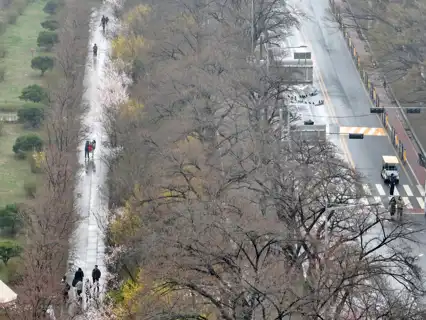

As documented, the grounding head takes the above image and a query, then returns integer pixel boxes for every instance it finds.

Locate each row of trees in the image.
[101,0,426,319]
[2,0,93,317]
[333,0,426,104]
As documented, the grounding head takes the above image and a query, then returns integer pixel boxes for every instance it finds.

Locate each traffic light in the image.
[348,133,364,139]
[407,108,421,114]
[370,108,385,114]
[304,120,314,125]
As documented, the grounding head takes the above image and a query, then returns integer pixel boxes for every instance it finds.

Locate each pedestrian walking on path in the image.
[92,265,101,293]
[85,278,92,303]
[72,267,84,287]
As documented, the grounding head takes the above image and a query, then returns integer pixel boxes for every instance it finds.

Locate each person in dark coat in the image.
[84,140,90,160]
[72,267,84,287]
[92,265,101,293]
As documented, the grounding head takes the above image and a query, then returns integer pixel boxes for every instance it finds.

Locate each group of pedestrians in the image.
[62,265,102,306]
[93,15,110,57]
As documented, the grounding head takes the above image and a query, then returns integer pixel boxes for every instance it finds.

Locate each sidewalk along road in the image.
[330,0,426,187]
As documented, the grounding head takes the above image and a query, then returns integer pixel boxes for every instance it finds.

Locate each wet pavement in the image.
[64,4,113,317]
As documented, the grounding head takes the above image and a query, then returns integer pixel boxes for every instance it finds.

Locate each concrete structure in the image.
[267,47,313,83]
[291,124,327,141]
[0,280,17,304]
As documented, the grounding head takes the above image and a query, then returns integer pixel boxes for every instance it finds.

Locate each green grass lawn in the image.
[0,0,48,109]
[0,124,36,207]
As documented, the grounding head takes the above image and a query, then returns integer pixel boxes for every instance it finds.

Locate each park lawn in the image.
[0,124,37,208]
[0,0,48,109]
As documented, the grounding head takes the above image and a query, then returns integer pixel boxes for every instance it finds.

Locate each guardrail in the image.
[330,0,408,164]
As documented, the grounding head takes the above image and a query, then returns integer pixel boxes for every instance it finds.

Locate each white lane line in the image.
[363,184,371,196]
[373,196,383,206]
[402,197,413,209]
[403,185,414,197]
[417,185,425,196]
[360,198,369,205]
[376,184,386,196]
[393,186,399,196]
[417,197,425,209]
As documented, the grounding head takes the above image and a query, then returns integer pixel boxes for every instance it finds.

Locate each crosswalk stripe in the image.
[363,184,371,195]
[393,187,399,196]
[376,184,386,196]
[417,197,425,209]
[360,198,369,205]
[402,197,413,209]
[417,185,425,196]
[339,127,387,136]
[403,185,414,197]
[373,196,383,206]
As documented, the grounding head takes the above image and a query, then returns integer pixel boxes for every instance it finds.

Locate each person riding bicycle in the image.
[93,43,98,56]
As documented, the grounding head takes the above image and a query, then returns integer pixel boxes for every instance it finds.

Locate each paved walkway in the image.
[334,0,426,186]
[65,4,113,318]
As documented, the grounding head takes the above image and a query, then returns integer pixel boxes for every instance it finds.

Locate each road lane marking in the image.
[376,184,386,196]
[363,184,371,195]
[403,185,414,197]
[302,23,416,186]
[393,187,399,196]
[417,185,425,196]
[373,196,384,208]
[360,197,369,205]
[339,127,387,136]
[417,197,425,209]
[402,197,413,209]
[304,32,356,170]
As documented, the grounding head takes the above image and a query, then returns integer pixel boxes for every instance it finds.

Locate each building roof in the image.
[0,280,17,304]
[382,155,399,164]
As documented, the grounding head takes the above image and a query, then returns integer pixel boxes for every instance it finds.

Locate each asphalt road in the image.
[65,5,112,316]
[288,0,426,274]
[295,0,423,207]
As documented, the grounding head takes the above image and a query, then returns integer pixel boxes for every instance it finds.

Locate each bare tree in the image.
[3,0,92,318]
[100,0,426,319]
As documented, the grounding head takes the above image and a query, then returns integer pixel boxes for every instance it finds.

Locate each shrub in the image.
[28,152,44,173]
[0,240,23,265]
[23,180,36,198]
[19,84,48,103]
[0,67,5,82]
[37,31,58,50]
[0,45,6,58]
[131,59,145,83]
[40,19,59,31]
[43,0,60,15]
[7,10,19,24]
[0,204,23,236]
[31,56,54,75]
[17,107,44,128]
[12,134,43,154]
[0,21,7,36]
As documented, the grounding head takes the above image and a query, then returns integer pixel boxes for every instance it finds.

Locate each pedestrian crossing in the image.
[339,127,387,136]
[356,183,426,212]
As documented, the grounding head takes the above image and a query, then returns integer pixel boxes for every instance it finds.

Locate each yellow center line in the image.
[307,45,356,169]
[329,33,416,185]
[301,31,413,185]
